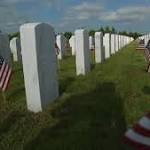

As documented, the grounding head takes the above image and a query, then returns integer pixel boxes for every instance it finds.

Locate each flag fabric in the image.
[124,112,150,150]
[0,56,12,92]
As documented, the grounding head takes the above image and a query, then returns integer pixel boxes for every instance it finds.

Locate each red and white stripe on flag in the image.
[124,113,150,150]
[0,56,12,92]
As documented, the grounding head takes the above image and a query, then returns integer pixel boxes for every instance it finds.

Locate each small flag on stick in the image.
[124,112,150,150]
[0,55,12,92]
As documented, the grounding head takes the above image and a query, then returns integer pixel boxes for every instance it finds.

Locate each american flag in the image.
[124,113,150,150]
[0,56,12,92]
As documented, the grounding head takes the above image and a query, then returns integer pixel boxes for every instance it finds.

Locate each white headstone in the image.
[20,23,59,113]
[120,35,124,48]
[89,36,94,50]
[111,34,115,54]
[0,33,11,63]
[95,32,104,63]
[103,33,111,59]
[10,37,22,62]
[69,35,76,55]
[122,36,125,47]
[118,35,121,50]
[115,34,119,52]
[56,34,65,60]
[75,29,90,75]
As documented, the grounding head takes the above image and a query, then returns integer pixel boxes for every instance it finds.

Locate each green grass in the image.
[0,42,150,150]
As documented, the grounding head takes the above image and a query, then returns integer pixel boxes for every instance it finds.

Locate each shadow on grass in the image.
[91,63,95,71]
[24,82,127,150]
[6,85,25,101]
[0,111,24,135]
[59,77,76,95]
[142,86,150,95]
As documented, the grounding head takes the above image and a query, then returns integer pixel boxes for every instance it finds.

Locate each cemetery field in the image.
[0,41,150,150]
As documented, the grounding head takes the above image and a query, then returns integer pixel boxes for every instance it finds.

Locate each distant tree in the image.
[128,32,133,37]
[118,30,142,39]
[111,27,116,33]
[89,30,95,37]
[122,31,128,36]
[64,32,72,40]
[9,32,20,41]
[104,26,111,33]
[132,32,142,39]
[99,27,104,35]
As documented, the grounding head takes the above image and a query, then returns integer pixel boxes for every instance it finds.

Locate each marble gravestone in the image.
[103,33,111,59]
[20,23,59,113]
[122,36,124,48]
[123,36,126,47]
[127,37,130,45]
[10,37,22,62]
[126,37,129,45]
[114,34,117,53]
[75,29,90,75]
[89,36,94,50]
[0,33,11,63]
[95,32,104,63]
[118,35,121,50]
[120,35,124,49]
[69,35,76,55]
[119,35,122,49]
[111,34,116,54]
[123,36,127,46]
[115,34,119,52]
[56,34,65,60]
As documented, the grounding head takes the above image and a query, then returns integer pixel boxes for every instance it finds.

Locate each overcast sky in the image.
[0,0,150,33]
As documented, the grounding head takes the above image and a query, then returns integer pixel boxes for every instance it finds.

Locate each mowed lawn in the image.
[0,41,150,150]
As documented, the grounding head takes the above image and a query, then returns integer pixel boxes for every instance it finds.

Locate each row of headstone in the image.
[139,34,150,46]
[9,34,68,63]
[69,32,134,60]
[0,23,134,113]
[9,34,67,62]
[9,31,133,63]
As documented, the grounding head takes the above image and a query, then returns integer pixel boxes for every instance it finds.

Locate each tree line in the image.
[64,26,143,40]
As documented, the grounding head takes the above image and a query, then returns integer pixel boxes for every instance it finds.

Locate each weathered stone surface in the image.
[0,33,11,63]
[111,34,116,54]
[95,32,104,63]
[115,34,119,52]
[20,23,59,113]
[75,29,90,75]
[10,37,22,62]
[69,35,76,55]
[56,34,65,60]
[103,33,111,59]
[89,36,94,50]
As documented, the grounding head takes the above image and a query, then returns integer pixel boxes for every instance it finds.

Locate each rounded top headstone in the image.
[20,22,54,31]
